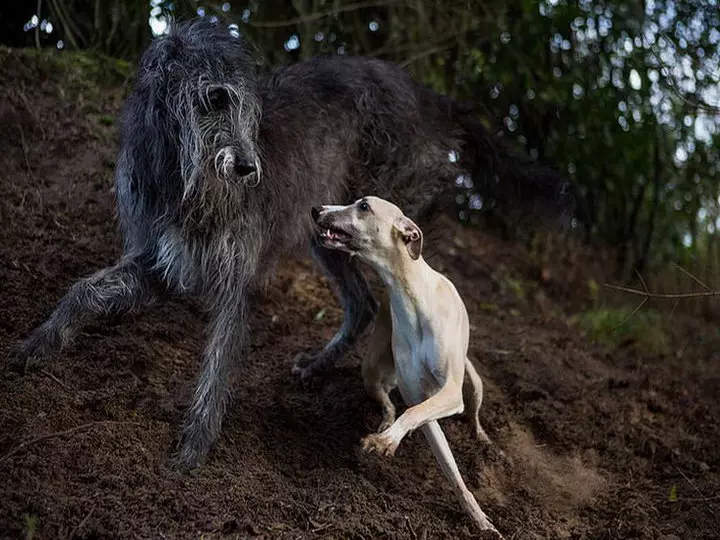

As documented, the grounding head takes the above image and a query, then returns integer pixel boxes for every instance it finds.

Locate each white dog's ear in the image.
[393,215,423,260]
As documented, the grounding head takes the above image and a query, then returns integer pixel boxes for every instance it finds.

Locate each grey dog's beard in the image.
[213,146,236,181]
[179,162,245,229]
[213,145,261,187]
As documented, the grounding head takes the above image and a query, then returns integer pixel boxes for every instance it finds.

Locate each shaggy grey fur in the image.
[9,18,575,469]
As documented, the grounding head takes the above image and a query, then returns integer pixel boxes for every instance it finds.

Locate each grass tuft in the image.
[573,308,671,356]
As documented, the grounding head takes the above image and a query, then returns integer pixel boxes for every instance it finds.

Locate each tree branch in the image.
[605,266,720,299]
[648,32,720,114]
[248,0,403,28]
[368,24,481,58]
[605,283,720,299]
[35,0,42,49]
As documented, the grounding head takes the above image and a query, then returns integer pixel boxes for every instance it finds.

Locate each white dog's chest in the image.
[390,311,445,404]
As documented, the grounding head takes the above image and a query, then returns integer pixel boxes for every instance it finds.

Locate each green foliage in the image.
[453,0,719,275]
[1,45,131,90]
[587,278,600,306]
[574,307,671,356]
[504,276,528,303]
[23,514,37,540]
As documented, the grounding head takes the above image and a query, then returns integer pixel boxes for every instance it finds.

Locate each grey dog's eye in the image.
[206,87,229,112]
[358,200,370,212]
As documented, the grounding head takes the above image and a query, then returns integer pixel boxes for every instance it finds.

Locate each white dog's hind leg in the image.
[463,357,492,443]
[363,376,397,432]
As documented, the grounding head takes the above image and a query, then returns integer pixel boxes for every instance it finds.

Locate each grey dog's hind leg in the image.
[362,296,397,432]
[174,295,249,470]
[293,241,377,378]
[9,255,155,372]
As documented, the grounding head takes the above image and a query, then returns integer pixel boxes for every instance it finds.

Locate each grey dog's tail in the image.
[419,95,577,235]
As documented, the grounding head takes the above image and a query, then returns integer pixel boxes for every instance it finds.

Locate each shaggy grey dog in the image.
[10,18,575,469]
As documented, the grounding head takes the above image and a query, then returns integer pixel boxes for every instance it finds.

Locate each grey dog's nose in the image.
[234,158,256,177]
[311,206,323,221]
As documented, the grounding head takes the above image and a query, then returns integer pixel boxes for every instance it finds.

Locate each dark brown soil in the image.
[1,47,719,540]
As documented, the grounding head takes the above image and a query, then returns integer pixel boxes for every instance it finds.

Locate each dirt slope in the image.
[1,47,718,540]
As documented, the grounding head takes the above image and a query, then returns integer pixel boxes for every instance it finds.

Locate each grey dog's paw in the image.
[170,435,211,473]
[6,333,53,374]
[169,451,202,474]
[291,351,329,380]
[377,419,395,433]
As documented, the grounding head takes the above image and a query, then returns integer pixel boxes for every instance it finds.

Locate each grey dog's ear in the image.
[393,215,423,260]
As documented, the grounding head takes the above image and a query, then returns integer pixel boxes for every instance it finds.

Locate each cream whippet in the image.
[311,196,501,536]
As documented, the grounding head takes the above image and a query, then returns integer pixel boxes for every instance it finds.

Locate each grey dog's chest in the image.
[153,225,265,295]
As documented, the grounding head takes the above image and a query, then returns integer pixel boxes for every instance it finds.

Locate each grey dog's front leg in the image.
[174,296,248,469]
[9,255,153,372]
[293,241,377,378]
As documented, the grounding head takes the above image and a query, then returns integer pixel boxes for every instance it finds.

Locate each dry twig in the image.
[674,465,716,516]
[17,125,37,183]
[605,283,720,300]
[605,266,718,323]
[41,369,71,391]
[606,267,719,299]
[0,421,139,465]
[68,506,96,539]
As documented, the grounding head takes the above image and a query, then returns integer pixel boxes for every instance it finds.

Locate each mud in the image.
[1,48,718,539]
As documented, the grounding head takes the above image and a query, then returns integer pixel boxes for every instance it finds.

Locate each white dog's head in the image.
[311,196,423,266]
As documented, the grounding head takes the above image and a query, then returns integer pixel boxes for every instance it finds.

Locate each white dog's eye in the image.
[358,200,370,212]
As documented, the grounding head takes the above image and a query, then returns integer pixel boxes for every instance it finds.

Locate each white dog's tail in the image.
[421,421,503,537]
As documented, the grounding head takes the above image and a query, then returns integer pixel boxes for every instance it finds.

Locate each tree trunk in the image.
[636,133,662,274]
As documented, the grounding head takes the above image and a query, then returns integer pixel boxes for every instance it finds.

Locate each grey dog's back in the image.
[253,55,466,256]
[257,53,576,238]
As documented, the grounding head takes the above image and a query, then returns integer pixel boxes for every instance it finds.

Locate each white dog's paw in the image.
[361,432,399,457]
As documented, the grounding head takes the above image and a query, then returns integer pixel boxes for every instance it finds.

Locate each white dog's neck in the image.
[373,254,436,317]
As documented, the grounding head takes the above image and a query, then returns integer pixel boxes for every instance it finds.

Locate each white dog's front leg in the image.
[361,381,464,456]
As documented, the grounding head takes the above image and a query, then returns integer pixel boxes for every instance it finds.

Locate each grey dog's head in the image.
[133,19,262,206]
[311,196,424,267]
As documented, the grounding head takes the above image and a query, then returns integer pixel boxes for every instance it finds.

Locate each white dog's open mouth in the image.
[319,226,353,245]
